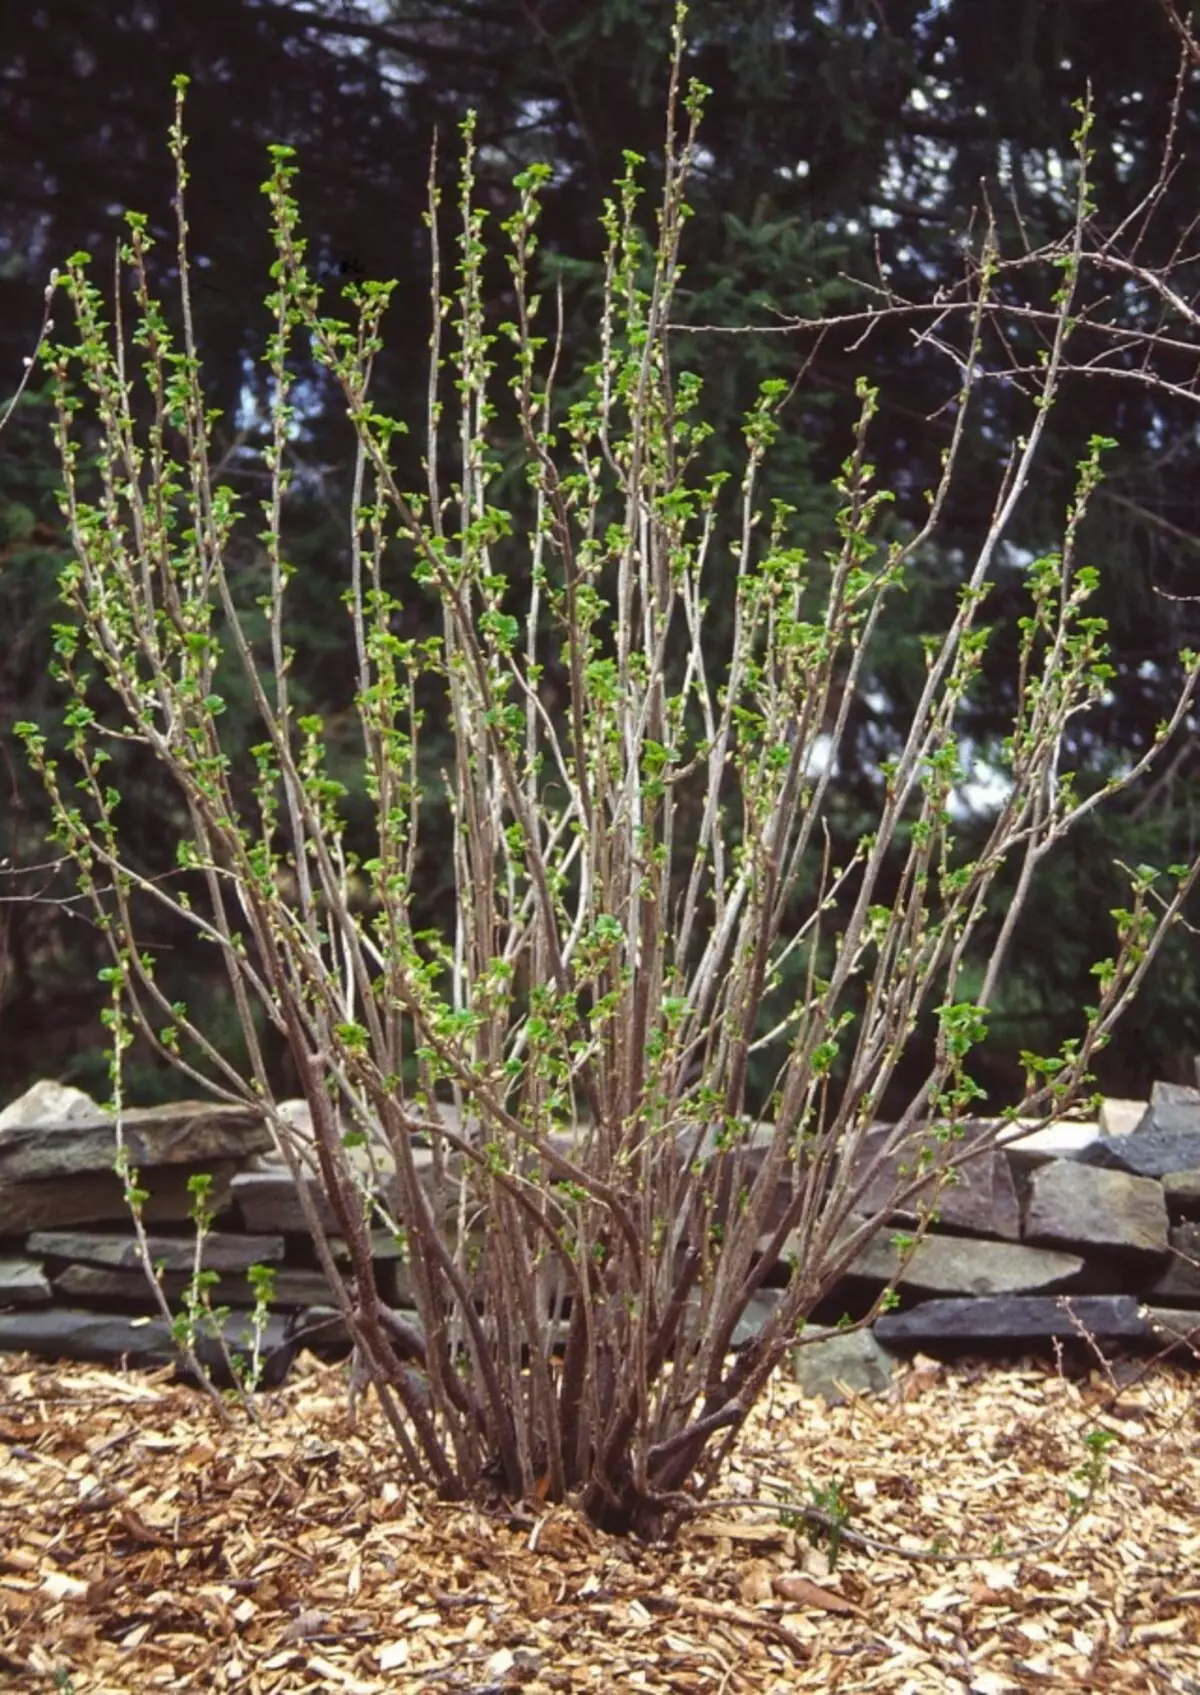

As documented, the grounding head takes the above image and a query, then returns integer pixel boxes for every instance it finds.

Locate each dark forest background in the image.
[2,0,1198,1110]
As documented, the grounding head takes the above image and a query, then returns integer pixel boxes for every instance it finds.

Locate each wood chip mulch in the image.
[2,1347,1198,1693]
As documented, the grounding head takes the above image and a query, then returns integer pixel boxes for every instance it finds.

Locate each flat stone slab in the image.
[233,1148,450,1236]
[845,1126,1021,1241]
[848,1232,1084,1297]
[285,1305,351,1354]
[1127,1083,1200,1138]
[53,1263,337,1309]
[730,1290,783,1346]
[232,1170,346,1235]
[791,1328,897,1403]
[1023,1159,1169,1259]
[1163,1170,1200,1212]
[0,1306,295,1386]
[1099,1098,1146,1138]
[0,1255,51,1305]
[683,1288,785,1348]
[0,1162,241,1234]
[1153,1081,1200,1107]
[1002,1121,1103,1169]
[28,1230,284,1272]
[1145,1223,1200,1305]
[1142,1305,1200,1347]
[330,1232,408,1262]
[1079,1129,1200,1180]
[874,1294,1150,1348]
[0,1102,272,1183]
[248,1097,399,1179]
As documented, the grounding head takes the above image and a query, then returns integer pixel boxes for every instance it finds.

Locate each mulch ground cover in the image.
[2,1346,1198,1693]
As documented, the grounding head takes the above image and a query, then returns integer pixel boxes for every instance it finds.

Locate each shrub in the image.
[17,26,1200,1537]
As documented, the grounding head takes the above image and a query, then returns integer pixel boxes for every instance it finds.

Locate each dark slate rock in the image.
[287,1305,433,1369]
[233,1170,343,1234]
[0,1162,241,1234]
[1078,1129,1200,1179]
[53,1263,336,1309]
[1162,1170,1200,1215]
[285,1305,352,1355]
[50,1263,192,1303]
[843,1125,1022,1242]
[258,1268,343,1308]
[234,1155,449,1236]
[677,1121,1021,1240]
[1129,1082,1200,1138]
[0,1102,272,1183]
[874,1294,1150,1348]
[671,1124,795,1235]
[0,1306,296,1387]
[330,1231,409,1262]
[1145,1222,1200,1306]
[373,1256,416,1308]
[0,1255,51,1305]
[28,1233,283,1274]
[847,1232,1085,1298]
[1142,1305,1200,1349]
[1023,1159,1169,1260]
[28,1230,284,1272]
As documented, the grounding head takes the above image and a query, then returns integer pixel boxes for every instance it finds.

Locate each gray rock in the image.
[0,1080,108,1130]
[0,1306,296,1386]
[730,1289,783,1346]
[1024,1159,1169,1260]
[263,1268,344,1308]
[232,1170,344,1234]
[286,1305,352,1354]
[0,1255,51,1305]
[232,1147,451,1236]
[845,1125,1021,1242]
[848,1232,1085,1297]
[715,1290,896,1386]
[1152,1080,1200,1108]
[1098,1098,1146,1138]
[874,1293,1150,1348]
[28,1230,284,1272]
[683,1288,785,1349]
[1079,1129,1200,1180]
[0,1162,241,1234]
[51,1263,188,1302]
[284,1306,433,1377]
[247,1097,397,1179]
[1145,1222,1200,1305]
[1162,1170,1200,1213]
[791,1328,897,1403]
[53,1262,338,1309]
[331,1231,409,1262]
[1130,1082,1200,1138]
[373,1259,416,1307]
[248,1098,472,1177]
[1002,1121,1103,1169]
[0,1101,272,1183]
[330,1232,416,1306]
[1142,1305,1200,1350]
